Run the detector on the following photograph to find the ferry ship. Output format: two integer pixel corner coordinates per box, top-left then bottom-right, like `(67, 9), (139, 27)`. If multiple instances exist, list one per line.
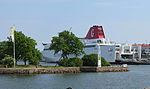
(42, 25), (116, 63)
(42, 25), (150, 63)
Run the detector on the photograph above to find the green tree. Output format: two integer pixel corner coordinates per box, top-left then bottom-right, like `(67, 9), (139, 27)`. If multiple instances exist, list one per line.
(0, 41), (10, 60)
(29, 49), (42, 65)
(1, 55), (14, 68)
(50, 30), (84, 66)
(1, 31), (42, 65)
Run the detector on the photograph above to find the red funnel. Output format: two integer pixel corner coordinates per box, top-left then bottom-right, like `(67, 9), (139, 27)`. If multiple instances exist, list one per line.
(85, 25), (105, 39)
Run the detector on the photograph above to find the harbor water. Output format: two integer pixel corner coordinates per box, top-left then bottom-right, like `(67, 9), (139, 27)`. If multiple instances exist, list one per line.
(0, 65), (150, 89)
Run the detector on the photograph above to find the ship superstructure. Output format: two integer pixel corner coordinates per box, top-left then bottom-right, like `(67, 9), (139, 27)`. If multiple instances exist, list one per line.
(42, 25), (149, 63)
(42, 25), (116, 62)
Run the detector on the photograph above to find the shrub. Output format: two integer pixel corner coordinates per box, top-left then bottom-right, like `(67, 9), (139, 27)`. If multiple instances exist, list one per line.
(1, 56), (14, 67)
(101, 57), (111, 66)
(58, 58), (69, 67)
(29, 58), (40, 65)
(82, 54), (97, 66)
(82, 54), (111, 66)
(68, 58), (83, 67)
(58, 58), (83, 67)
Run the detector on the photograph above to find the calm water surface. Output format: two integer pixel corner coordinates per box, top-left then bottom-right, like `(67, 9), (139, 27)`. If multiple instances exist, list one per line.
(0, 65), (150, 89)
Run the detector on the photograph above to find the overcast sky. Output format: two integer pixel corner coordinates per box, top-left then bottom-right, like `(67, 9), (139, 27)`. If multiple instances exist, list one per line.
(1, 0), (150, 51)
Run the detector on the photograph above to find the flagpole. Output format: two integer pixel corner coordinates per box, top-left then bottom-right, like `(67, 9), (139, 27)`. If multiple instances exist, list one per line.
(11, 26), (15, 67)
(13, 39), (15, 67)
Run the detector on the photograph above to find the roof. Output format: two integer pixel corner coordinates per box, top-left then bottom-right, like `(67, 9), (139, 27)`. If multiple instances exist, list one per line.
(132, 44), (150, 47)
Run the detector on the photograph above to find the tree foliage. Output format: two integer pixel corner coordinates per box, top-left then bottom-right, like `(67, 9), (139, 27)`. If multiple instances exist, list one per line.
(0, 31), (42, 65)
(1, 55), (14, 67)
(58, 58), (83, 67)
(0, 41), (11, 60)
(50, 30), (85, 62)
(82, 54), (111, 66)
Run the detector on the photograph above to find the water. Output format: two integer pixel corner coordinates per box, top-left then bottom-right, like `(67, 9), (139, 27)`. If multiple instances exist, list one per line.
(0, 65), (150, 89)
(17, 61), (57, 66)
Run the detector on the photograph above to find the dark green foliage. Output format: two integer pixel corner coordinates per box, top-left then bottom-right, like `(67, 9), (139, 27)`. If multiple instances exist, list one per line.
(0, 31), (42, 65)
(50, 30), (85, 65)
(82, 54), (111, 66)
(82, 54), (98, 66)
(29, 49), (42, 65)
(0, 41), (12, 60)
(58, 58), (83, 67)
(101, 57), (111, 66)
(1, 55), (14, 67)
(58, 58), (69, 66)
(68, 58), (83, 67)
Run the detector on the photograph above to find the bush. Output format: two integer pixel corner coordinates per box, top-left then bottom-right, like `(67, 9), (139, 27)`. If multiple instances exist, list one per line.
(101, 57), (111, 66)
(82, 54), (111, 66)
(29, 58), (40, 65)
(58, 58), (83, 67)
(82, 54), (97, 66)
(68, 58), (83, 67)
(1, 56), (14, 67)
(58, 58), (69, 66)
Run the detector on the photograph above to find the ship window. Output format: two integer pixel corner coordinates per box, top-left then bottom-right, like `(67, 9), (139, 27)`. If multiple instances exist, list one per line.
(85, 45), (96, 48)
(116, 45), (120, 47)
(44, 48), (49, 50)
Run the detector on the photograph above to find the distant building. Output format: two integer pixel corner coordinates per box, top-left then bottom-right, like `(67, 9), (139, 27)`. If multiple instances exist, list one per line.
(132, 44), (150, 59)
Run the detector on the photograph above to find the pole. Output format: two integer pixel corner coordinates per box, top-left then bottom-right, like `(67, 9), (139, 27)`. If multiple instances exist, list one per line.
(98, 44), (101, 67)
(13, 38), (15, 67)
(11, 26), (15, 67)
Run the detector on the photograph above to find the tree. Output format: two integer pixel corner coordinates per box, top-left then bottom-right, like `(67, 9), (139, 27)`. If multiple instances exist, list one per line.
(50, 30), (85, 65)
(29, 49), (42, 65)
(0, 41), (10, 60)
(1, 55), (14, 68)
(1, 31), (42, 65)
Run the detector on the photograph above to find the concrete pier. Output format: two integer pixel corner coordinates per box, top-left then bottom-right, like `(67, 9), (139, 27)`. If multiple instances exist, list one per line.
(80, 66), (129, 72)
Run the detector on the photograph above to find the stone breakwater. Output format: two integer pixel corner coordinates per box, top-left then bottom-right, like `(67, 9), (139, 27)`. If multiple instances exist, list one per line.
(80, 66), (129, 72)
(0, 67), (80, 74)
(0, 67), (129, 74)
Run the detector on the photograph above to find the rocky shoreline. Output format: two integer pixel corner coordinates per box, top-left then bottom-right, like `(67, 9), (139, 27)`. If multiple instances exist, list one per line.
(0, 67), (129, 74)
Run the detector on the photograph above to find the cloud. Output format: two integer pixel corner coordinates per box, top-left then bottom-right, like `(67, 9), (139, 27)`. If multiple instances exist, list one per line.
(94, 2), (113, 7)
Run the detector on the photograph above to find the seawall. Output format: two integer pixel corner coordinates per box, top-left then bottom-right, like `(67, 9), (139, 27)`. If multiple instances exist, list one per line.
(0, 67), (129, 74)
(0, 67), (80, 74)
(80, 66), (129, 72)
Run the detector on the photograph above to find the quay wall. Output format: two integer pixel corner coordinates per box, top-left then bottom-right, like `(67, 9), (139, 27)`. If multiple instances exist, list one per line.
(80, 66), (129, 72)
(0, 67), (129, 74)
(0, 67), (80, 74)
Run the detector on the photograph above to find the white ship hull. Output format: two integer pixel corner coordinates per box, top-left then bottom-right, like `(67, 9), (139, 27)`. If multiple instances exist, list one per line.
(42, 43), (116, 62)
(42, 25), (117, 63)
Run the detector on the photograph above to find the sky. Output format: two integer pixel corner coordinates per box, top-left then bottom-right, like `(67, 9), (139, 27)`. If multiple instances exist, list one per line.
(1, 0), (150, 51)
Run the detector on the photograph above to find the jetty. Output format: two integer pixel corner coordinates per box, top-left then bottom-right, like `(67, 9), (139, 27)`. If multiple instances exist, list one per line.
(0, 66), (129, 74)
